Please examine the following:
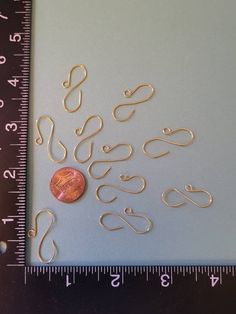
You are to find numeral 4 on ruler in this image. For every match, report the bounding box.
[210,274,219,287]
[8,78,19,87]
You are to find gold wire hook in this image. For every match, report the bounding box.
[62,64,87,113]
[112,83,155,122]
[96,174,146,203]
[28,209,58,264]
[99,207,152,234]
[73,115,103,163]
[35,115,67,163]
[161,184,213,208]
[142,127,195,159]
[87,143,133,180]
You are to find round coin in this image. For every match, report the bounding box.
[50,167,86,203]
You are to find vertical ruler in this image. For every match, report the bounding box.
[0,0,31,266]
[0,2,236,313]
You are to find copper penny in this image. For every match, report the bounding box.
[50,167,86,203]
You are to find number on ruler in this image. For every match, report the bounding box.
[160,274,170,287]
[110,274,120,288]
[66,275,72,287]
[0,12,8,20]
[3,170,16,179]
[210,274,219,287]
[2,218,14,224]
[5,123,17,132]
[0,99,4,108]
[0,56,6,64]
[8,78,19,87]
[9,33,22,42]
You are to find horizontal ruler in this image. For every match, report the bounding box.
[24,265,234,287]
[1,265,236,313]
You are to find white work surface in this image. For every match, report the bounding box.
[27,0,236,265]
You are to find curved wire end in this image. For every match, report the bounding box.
[62,79,70,88]
[123,207,153,234]
[99,212,123,231]
[63,90,82,113]
[74,142,94,164]
[142,127,194,159]
[184,184,213,208]
[142,141,170,159]
[48,140,67,164]
[162,185,213,208]
[87,161,111,180]
[29,209,57,264]
[62,64,87,113]
[38,240,58,264]
[27,229,36,238]
[35,137,43,145]
[73,115,103,163]
[96,185,118,204]
[112,83,155,122]
[89,144,133,180]
[161,189,185,208]
[99,208,152,234]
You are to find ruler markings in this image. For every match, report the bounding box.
[2,2,236,302]
[24,267,27,284]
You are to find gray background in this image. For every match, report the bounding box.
[28,0,236,265]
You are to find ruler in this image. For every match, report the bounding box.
[0,0,30,267]
[0,1,236,313]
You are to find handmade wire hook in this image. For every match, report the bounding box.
[99,207,152,234]
[28,209,58,264]
[35,115,67,163]
[142,127,195,159]
[161,184,213,208]
[87,143,133,179]
[73,115,103,163]
[62,64,87,113]
[112,83,155,122]
[96,174,146,203]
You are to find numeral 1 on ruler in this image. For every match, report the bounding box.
[66,275,72,287]
[2,218,14,225]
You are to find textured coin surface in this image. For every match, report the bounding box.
[50,167,86,203]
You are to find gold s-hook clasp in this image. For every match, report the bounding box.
[99,207,152,234]
[112,83,155,122]
[28,209,58,264]
[73,115,103,163]
[96,174,146,203]
[161,184,213,208]
[88,143,133,180]
[142,127,195,159]
[35,115,67,163]
[62,64,87,113]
